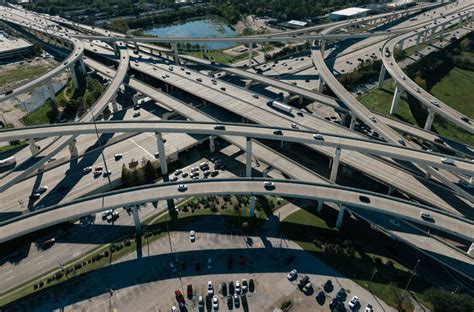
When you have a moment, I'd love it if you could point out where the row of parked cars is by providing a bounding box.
[288,270,373,311]
[171,160,224,182]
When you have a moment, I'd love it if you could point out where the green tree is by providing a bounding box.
[424,288,474,312]
[144,160,156,183]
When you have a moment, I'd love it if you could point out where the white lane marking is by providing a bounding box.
[128,138,154,158]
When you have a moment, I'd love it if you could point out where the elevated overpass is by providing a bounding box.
[2,121,472,175]
[0,178,472,280]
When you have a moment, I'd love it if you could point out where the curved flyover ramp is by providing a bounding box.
[381,11,474,134]
[0,178,472,279]
[1,121,472,175]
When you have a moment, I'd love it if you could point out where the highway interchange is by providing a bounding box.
[0,0,473,307]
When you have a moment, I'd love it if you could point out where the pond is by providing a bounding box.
[144,19,239,50]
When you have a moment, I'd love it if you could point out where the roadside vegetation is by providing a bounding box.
[279,207,473,311]
[0,194,287,306]
[0,61,56,91]
[22,77,104,126]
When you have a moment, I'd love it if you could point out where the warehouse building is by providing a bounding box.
[329,7,371,21]
[0,32,34,61]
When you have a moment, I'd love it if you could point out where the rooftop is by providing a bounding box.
[330,7,370,16]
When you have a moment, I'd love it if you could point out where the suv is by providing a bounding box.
[298,275,310,289]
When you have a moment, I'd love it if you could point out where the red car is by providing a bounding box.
[42,238,56,248]
[187,284,193,299]
[175,289,185,304]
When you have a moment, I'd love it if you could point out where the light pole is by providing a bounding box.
[89,108,113,191]
[405,259,420,293]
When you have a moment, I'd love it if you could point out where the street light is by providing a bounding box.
[88,107,113,191]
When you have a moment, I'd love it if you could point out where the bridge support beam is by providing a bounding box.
[29,138,39,155]
[317,200,323,213]
[70,67,79,90]
[171,43,179,64]
[79,58,86,76]
[246,137,252,177]
[131,205,141,232]
[390,84,402,115]
[318,77,324,93]
[424,108,436,131]
[398,39,405,51]
[209,136,215,153]
[68,139,78,158]
[336,205,345,228]
[155,132,168,175]
[47,82,56,104]
[439,24,446,40]
[428,28,436,45]
[249,195,256,217]
[349,114,356,130]
[320,40,326,58]
[423,30,429,43]
[111,95,119,113]
[330,147,341,183]
[415,33,422,51]
[248,41,253,67]
[377,65,386,89]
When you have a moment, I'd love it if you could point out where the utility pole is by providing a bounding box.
[405,259,420,293]
[89,108,113,191]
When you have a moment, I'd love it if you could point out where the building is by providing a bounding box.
[329,7,371,21]
[0,32,34,61]
[279,20,309,29]
[386,0,416,10]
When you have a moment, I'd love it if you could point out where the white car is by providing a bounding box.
[287,269,298,280]
[35,186,48,194]
[415,87,421,93]
[207,281,214,295]
[441,157,454,165]
[235,281,241,294]
[171,306,177,312]
[177,184,187,192]
[174,169,182,176]
[212,295,219,310]
[365,304,374,312]
[190,230,195,242]
[430,99,440,107]
[348,296,359,309]
[207,258,212,269]
[369,115,376,122]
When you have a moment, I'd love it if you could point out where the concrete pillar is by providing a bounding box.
[248,42,253,67]
[336,205,345,228]
[79,58,86,75]
[388,186,394,195]
[390,84,402,115]
[398,39,405,51]
[330,147,341,183]
[29,138,39,155]
[209,136,215,153]
[132,94,139,106]
[246,137,252,177]
[318,77,324,93]
[155,132,168,175]
[131,205,141,232]
[47,82,56,104]
[415,34,422,51]
[111,95,118,112]
[423,30,429,43]
[249,195,255,217]
[424,108,436,131]
[377,65,386,89]
[349,114,356,130]
[439,24,446,40]
[171,43,179,64]
[298,95,303,105]
[429,28,436,45]
[283,94,290,104]
[317,200,323,213]
[134,41,138,52]
[68,140,78,157]
[70,66,79,89]
[320,40,326,58]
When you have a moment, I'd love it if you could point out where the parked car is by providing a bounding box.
[207,281,214,295]
[287,269,298,280]
[190,230,195,242]
[235,281,241,294]
[303,282,313,294]
[212,295,219,310]
[348,296,360,309]
[242,279,248,293]
[186,284,193,299]
[221,282,228,296]
[298,275,310,289]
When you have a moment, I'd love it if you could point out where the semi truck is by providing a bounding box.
[0,156,16,167]
[266,100,293,113]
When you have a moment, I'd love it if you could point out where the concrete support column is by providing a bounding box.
[429,28,436,45]
[134,41,139,52]
[423,30,429,43]
[47,82,56,104]
[320,40,326,58]
[398,39,405,51]
[249,195,256,217]
[439,25,446,40]
[330,147,341,183]
[388,186,394,195]
[349,114,356,130]
[424,108,436,131]
[70,66,79,89]
[68,139,78,158]
[317,200,323,213]
[111,95,118,112]
[246,137,252,177]
[318,77,324,93]
[155,132,168,175]
[131,205,141,232]
[415,34,422,51]
[390,84,402,115]
[377,64,386,89]
[209,136,215,153]
[112,42,119,56]
[248,42,253,67]
[298,95,303,105]
[79,58,86,75]
[29,138,39,155]
[171,43,179,64]
[336,205,345,228]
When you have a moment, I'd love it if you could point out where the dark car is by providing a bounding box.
[316,290,326,304]
[298,275,310,289]
[336,288,346,301]
[249,279,255,292]
[229,281,235,295]
[42,238,56,248]
[359,195,370,203]
[227,295,233,309]
[324,279,334,292]
[221,282,228,296]
[175,289,185,304]
[187,284,193,299]
[4,90,13,95]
